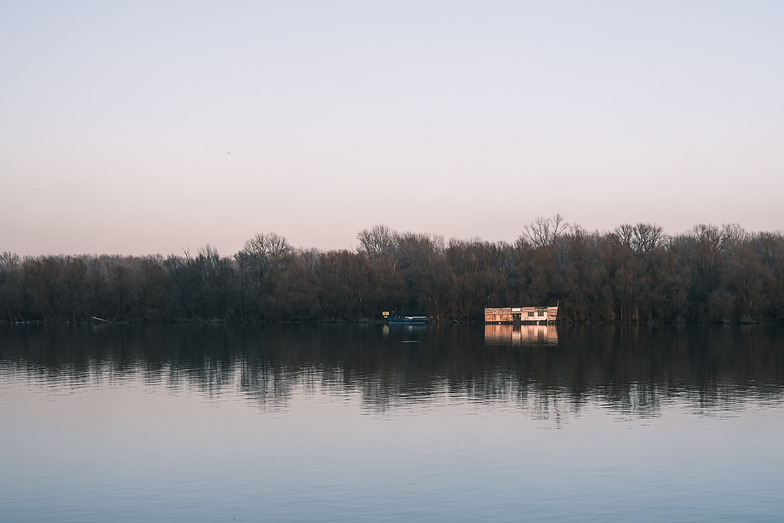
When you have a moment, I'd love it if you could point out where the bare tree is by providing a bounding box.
[357,225,399,258]
[720,223,748,251]
[235,233,292,278]
[613,224,635,249]
[685,224,728,266]
[633,223,667,254]
[233,233,293,319]
[239,232,292,260]
[614,223,667,255]
[521,214,568,248]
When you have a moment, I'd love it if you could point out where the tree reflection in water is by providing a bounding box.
[1,324,782,421]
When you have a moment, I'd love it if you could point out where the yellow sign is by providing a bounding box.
[382,311,390,317]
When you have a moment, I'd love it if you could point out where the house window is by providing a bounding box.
[538,311,544,316]
[528,312,534,317]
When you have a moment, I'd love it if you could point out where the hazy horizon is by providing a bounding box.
[2,2,782,257]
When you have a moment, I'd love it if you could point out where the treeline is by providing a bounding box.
[1,216,783,324]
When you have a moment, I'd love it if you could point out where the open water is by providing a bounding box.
[1,323,783,522]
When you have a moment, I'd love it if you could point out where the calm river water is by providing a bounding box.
[1,323,783,522]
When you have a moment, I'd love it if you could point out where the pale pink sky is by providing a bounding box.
[2,1,782,256]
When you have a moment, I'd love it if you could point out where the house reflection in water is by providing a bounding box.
[484,324,559,347]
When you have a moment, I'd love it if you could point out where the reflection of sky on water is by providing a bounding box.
[2,355,783,522]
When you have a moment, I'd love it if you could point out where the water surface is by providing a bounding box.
[1,324,783,521]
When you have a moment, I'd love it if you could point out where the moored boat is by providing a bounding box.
[387,315,429,325]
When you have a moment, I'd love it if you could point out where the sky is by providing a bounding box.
[1,1,782,256]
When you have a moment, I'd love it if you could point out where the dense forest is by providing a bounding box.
[1,216,783,324]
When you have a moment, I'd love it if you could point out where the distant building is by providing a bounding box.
[484,306,558,325]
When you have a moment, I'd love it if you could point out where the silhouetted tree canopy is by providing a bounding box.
[2,218,784,324]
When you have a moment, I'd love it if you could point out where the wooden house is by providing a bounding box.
[484,306,558,325]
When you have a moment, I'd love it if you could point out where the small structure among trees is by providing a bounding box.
[485,306,559,325]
